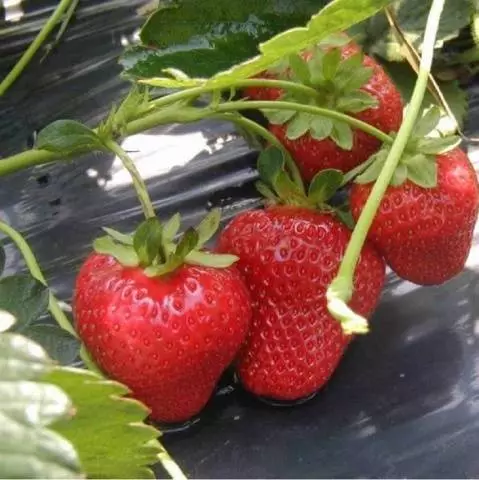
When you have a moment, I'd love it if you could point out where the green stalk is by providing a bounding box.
[0,0,77,96]
[104,140,156,219]
[210,112,305,193]
[326,0,446,335]
[0,221,78,338]
[213,101,394,145]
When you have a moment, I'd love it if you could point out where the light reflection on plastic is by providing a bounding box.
[103,131,210,190]
[2,0,24,22]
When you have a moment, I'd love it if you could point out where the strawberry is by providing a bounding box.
[244,34,403,181]
[74,211,251,423]
[349,109,479,285]
[216,148,385,402]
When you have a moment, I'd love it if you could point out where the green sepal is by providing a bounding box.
[336,90,378,113]
[185,251,238,268]
[390,163,408,187]
[322,48,342,81]
[273,171,304,203]
[288,54,311,85]
[262,109,296,125]
[133,218,164,266]
[93,237,140,267]
[257,147,285,187]
[102,228,133,246]
[286,114,313,140]
[413,106,442,137]
[196,209,221,247]
[310,116,334,141]
[403,154,437,188]
[308,169,344,204]
[335,207,355,230]
[416,135,461,155]
[255,181,280,202]
[144,228,198,277]
[354,150,387,184]
[162,213,181,244]
[338,67,374,94]
[330,121,354,150]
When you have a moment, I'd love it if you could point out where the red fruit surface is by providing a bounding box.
[268,43,403,181]
[74,253,251,423]
[349,148,479,285]
[217,206,385,401]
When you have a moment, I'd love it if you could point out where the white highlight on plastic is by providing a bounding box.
[2,0,24,23]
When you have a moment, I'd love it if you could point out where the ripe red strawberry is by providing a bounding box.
[350,146,479,285]
[244,35,403,181]
[74,211,251,423]
[217,205,385,401]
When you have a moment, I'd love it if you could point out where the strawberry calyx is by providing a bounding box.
[256,146,349,219]
[262,35,378,150]
[354,106,461,188]
[93,209,238,276]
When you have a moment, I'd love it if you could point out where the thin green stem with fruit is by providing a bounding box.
[104,139,156,219]
[326,0,447,334]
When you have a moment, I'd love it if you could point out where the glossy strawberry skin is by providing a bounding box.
[349,148,479,285]
[74,253,251,423]
[217,206,385,401]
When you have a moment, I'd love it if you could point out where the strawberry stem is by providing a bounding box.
[326,0,446,335]
[0,220,78,339]
[212,101,394,145]
[210,112,305,193]
[104,139,156,219]
[0,0,77,96]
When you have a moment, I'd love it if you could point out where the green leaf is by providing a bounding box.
[0,332,81,479]
[355,150,387,183]
[93,237,140,267]
[390,163,408,186]
[36,120,105,154]
[46,367,165,479]
[186,250,239,268]
[330,121,354,150]
[308,169,344,203]
[286,114,312,140]
[133,218,164,266]
[381,62,467,135]
[310,116,334,140]
[257,146,285,187]
[416,135,461,155]
[25,324,79,366]
[288,53,311,84]
[196,209,221,247]
[336,90,378,113]
[162,213,181,243]
[403,154,437,188]
[322,48,342,80]
[351,0,473,62]
[273,171,304,200]
[136,0,395,89]
[414,106,442,137]
[102,227,134,246]
[0,275,49,332]
[262,109,296,125]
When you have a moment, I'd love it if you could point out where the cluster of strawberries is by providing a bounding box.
[73,36,479,424]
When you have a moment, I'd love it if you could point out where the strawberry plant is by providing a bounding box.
[0,0,477,477]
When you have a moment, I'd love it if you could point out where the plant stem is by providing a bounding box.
[210,112,305,193]
[0,221,78,338]
[0,0,77,96]
[104,140,156,219]
[213,101,394,144]
[326,0,446,335]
